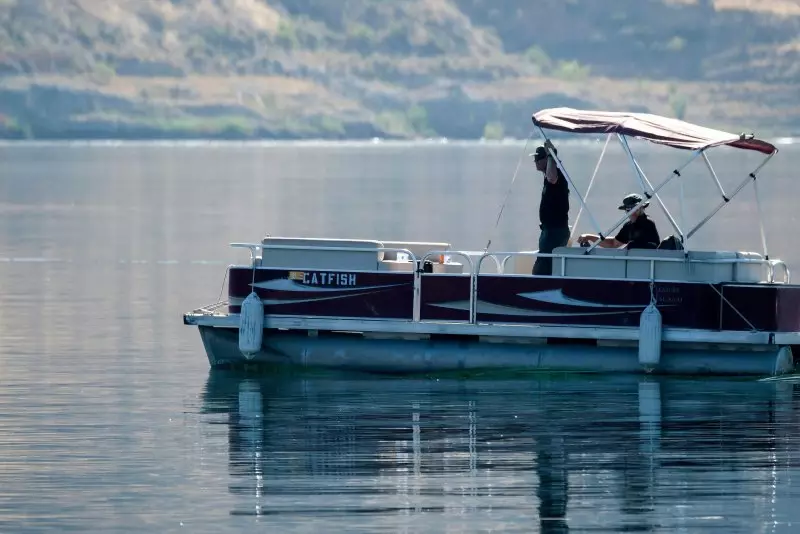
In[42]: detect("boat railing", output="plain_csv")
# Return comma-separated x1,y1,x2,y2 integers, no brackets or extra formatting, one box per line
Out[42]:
420,250,478,320
772,260,791,284
454,252,503,273
230,242,263,265
191,264,235,315
420,251,476,273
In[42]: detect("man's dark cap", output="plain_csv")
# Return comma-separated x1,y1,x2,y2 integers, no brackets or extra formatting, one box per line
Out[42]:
531,145,557,160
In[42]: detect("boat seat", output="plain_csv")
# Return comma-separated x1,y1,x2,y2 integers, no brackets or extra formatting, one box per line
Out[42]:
624,249,765,283
625,249,686,280
685,250,736,282
260,237,384,270
553,246,628,279
734,251,766,283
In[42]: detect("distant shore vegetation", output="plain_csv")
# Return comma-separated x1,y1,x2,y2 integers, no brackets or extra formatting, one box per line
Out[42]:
0,0,797,140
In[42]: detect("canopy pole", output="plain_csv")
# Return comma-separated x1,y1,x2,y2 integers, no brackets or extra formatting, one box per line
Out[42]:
701,152,728,200
631,154,685,242
752,174,770,260
585,149,701,254
536,125,606,242
569,133,612,244
686,152,776,240
678,162,688,251
617,134,684,240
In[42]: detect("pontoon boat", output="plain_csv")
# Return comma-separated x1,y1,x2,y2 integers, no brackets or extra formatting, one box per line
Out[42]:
183,108,800,376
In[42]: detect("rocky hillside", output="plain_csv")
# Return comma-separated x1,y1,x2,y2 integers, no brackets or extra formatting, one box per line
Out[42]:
0,0,798,139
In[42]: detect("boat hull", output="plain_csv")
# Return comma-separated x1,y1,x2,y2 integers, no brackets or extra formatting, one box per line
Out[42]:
197,326,795,376
188,245,800,377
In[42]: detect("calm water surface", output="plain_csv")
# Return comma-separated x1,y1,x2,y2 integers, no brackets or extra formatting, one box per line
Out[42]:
0,141,799,532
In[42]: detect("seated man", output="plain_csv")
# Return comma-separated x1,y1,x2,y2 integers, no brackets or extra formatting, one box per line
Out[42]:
576,193,660,250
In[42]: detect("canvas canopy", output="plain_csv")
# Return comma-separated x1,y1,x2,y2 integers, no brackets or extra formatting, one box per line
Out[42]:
532,108,776,155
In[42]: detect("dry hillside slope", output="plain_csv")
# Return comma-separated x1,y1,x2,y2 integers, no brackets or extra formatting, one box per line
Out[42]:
0,0,798,139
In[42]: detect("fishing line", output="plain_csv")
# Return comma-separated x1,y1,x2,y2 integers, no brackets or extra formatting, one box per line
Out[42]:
484,131,534,252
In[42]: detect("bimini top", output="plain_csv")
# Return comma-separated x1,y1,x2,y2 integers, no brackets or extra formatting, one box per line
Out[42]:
532,107,776,155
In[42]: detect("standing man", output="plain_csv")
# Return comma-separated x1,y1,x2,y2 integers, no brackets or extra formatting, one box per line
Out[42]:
532,140,570,276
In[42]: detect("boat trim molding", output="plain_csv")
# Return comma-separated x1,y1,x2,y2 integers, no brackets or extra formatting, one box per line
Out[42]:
183,312,800,346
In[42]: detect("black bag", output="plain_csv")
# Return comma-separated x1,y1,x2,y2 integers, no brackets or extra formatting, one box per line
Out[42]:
658,235,684,250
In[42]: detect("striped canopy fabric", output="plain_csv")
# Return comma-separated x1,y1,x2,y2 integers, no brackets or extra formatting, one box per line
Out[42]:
532,108,776,155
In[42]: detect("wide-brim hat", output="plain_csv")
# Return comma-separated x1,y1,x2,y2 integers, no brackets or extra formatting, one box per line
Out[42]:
618,193,649,210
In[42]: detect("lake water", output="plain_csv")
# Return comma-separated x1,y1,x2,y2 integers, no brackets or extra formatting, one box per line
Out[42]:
0,140,799,532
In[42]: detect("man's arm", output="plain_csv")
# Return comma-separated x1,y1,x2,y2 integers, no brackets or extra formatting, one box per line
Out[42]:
544,140,559,184
545,155,559,184
577,234,625,248
601,236,625,248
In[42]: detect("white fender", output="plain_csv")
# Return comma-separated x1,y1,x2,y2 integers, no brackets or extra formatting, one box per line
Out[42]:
638,302,662,369
238,291,264,359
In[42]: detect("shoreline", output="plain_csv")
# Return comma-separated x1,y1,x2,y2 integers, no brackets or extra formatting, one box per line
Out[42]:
1,137,797,147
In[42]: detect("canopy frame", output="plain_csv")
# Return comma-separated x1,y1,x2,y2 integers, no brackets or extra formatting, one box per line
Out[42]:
532,108,777,258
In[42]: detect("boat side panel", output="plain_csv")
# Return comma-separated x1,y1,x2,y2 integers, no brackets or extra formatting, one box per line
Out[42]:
474,276,722,329
223,267,791,331
720,285,779,331
228,267,414,319
777,286,800,332
419,274,471,321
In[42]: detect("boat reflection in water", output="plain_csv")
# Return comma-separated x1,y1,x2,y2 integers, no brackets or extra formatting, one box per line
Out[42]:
201,372,798,532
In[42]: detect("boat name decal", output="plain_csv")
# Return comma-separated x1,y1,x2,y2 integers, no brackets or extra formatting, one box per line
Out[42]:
654,285,682,305
288,271,357,287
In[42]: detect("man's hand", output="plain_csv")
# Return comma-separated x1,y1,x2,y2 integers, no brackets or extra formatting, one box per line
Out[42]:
577,234,596,246
544,139,555,154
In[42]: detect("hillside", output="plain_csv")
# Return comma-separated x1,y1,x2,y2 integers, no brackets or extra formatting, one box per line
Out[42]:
0,0,799,139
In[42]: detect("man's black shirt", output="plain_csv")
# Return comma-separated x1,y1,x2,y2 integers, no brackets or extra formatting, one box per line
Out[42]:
615,214,660,249
539,169,569,229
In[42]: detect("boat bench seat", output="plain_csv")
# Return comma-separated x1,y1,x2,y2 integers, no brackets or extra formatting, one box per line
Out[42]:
625,249,766,283
554,247,628,278
541,246,767,283
624,249,688,280
506,248,627,277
